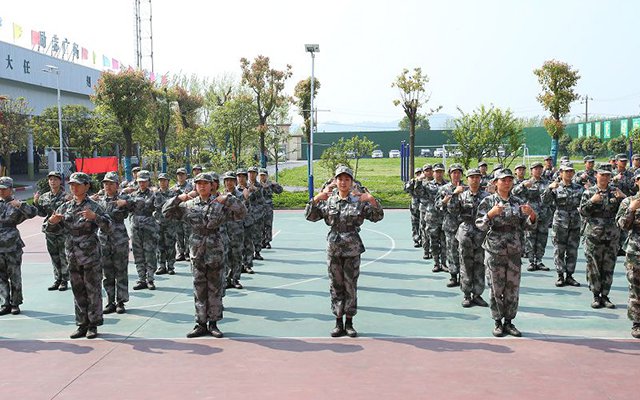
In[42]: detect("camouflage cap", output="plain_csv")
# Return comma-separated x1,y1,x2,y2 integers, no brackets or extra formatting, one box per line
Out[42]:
608,156,616,162
559,163,575,171
236,168,248,176
597,163,612,174
433,163,445,171
422,163,433,170
514,163,526,170
102,171,120,183
69,172,90,185
544,155,552,161
132,166,141,173
616,153,628,161
560,156,570,161
494,168,514,179
248,166,259,173
192,164,203,171
633,154,640,161
334,165,354,179
530,162,543,169
448,163,463,174
258,168,268,175
47,171,62,179
478,161,488,167
157,173,169,180
583,155,595,162
414,167,423,174
176,167,188,175
492,163,503,172
136,170,151,182
0,176,14,189
222,171,237,180
465,168,482,177
210,172,220,182
194,172,214,183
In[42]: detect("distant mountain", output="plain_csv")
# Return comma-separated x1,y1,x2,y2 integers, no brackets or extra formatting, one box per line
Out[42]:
315,113,454,132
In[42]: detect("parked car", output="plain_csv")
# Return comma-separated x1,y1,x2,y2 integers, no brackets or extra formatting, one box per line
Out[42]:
434,148,445,157
388,149,401,158
449,150,462,157
371,150,383,158
346,151,356,159
420,148,432,157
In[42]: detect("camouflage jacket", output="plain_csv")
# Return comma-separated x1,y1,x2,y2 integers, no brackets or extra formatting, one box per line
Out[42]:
542,167,556,181
35,189,68,234
573,169,597,188
172,181,193,195
237,183,264,226
154,188,180,227
541,181,584,230
124,188,163,230
223,188,245,241
248,179,266,216
46,197,111,265
480,175,491,189
0,197,37,252
448,188,489,246
162,194,247,263
415,179,448,221
96,193,130,247
403,178,421,208
616,193,640,254
513,177,553,221
475,193,537,256
305,193,384,257
262,180,284,205
579,185,623,241
436,182,465,233
611,168,637,196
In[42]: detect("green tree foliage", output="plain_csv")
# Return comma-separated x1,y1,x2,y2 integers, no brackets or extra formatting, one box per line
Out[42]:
344,136,377,178
558,134,572,157
240,55,293,167
392,67,441,174
319,136,377,179
210,94,259,168
581,137,605,157
174,86,204,168
567,137,585,156
450,105,524,169
0,96,31,174
399,114,430,131
147,86,178,172
607,135,627,155
93,69,153,180
265,103,291,179
533,60,580,165
293,77,320,142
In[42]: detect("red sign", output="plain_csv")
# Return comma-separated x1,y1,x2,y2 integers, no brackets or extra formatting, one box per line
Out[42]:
75,157,118,174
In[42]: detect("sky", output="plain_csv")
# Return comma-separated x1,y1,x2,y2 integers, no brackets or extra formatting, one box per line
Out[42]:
1,0,640,129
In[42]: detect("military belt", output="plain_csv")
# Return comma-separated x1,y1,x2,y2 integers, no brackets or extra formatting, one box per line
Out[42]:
69,228,94,236
0,223,16,229
590,212,614,219
191,227,217,236
461,217,475,224
556,206,578,212
491,225,515,232
331,226,353,233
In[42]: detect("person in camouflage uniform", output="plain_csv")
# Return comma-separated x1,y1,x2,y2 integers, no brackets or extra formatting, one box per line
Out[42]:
248,166,266,260
416,163,448,271
573,155,597,189
173,167,193,261
121,170,164,290
579,165,626,309
542,163,584,287
448,168,489,307
222,171,246,289
0,177,37,316
541,156,556,181
163,172,247,338
436,163,464,287
155,173,179,276
305,165,384,338
46,172,111,339
34,171,70,291
120,166,141,193
632,154,640,174
479,161,490,189
616,169,640,339
404,167,423,248
259,168,283,249
513,164,527,185
236,169,258,274
95,172,130,314
415,164,433,258
612,154,636,256
187,165,203,188
513,162,553,271
476,169,537,337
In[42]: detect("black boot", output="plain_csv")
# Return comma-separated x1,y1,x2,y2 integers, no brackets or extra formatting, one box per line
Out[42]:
503,319,522,337
330,317,345,337
103,303,117,314
186,324,208,338
70,326,88,339
601,295,616,309
461,296,472,308
344,317,357,338
473,295,489,307
48,281,61,291
253,252,264,261
564,274,580,287
555,272,565,287
591,293,603,309
632,323,640,339
207,321,224,338
446,274,460,288
492,319,505,337
86,326,98,339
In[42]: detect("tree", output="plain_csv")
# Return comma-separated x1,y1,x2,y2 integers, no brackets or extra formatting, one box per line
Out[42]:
240,55,293,168
210,93,259,168
148,86,178,172
607,135,627,155
558,134,572,157
265,103,292,180
534,60,580,165
581,137,604,157
392,67,441,174
319,137,351,178
293,77,320,142
450,105,524,168
399,114,430,131
174,86,204,170
344,136,377,178
0,96,31,175
568,137,585,156
93,69,153,181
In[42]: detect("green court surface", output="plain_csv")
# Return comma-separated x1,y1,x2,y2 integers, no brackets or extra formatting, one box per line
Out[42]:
0,209,634,340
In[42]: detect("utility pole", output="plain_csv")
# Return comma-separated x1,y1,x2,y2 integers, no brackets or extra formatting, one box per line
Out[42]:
581,94,593,122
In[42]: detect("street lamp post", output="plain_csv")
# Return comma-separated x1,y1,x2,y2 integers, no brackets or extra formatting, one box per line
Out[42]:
305,44,319,200
43,65,65,186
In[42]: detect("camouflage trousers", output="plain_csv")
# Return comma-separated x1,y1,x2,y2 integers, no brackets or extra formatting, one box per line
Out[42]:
176,221,191,258
158,224,177,271
485,251,521,321
262,206,275,246
526,223,549,265
101,242,130,304
0,249,23,307
192,259,224,324
253,214,265,253
328,255,361,318
132,226,158,283
584,237,618,296
428,221,446,267
459,238,485,297
625,252,640,323
45,233,69,282
410,204,420,244
242,224,256,268
445,230,460,275
552,226,581,274
69,260,103,327
419,209,431,255
225,238,244,282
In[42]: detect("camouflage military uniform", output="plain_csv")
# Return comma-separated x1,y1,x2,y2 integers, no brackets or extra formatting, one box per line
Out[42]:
35,188,69,287
574,169,597,188
612,168,636,197
436,182,463,281
0,194,37,313
163,190,247,328
616,193,640,333
305,192,384,318
476,192,536,323
404,177,422,246
542,166,556,181
542,181,584,277
513,176,553,270
172,180,193,259
579,185,622,304
237,177,261,271
223,186,246,286
450,187,489,301
96,191,130,307
248,174,266,256
46,196,111,329
416,178,448,269
260,177,283,248
156,186,179,273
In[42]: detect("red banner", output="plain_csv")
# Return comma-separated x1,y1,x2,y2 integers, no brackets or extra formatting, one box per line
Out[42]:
75,157,118,174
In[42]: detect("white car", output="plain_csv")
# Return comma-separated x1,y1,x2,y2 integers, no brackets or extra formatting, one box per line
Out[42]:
371,150,383,158
434,148,445,157
388,149,401,158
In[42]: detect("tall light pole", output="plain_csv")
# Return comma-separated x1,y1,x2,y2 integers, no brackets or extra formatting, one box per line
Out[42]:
305,44,319,200
43,65,65,185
